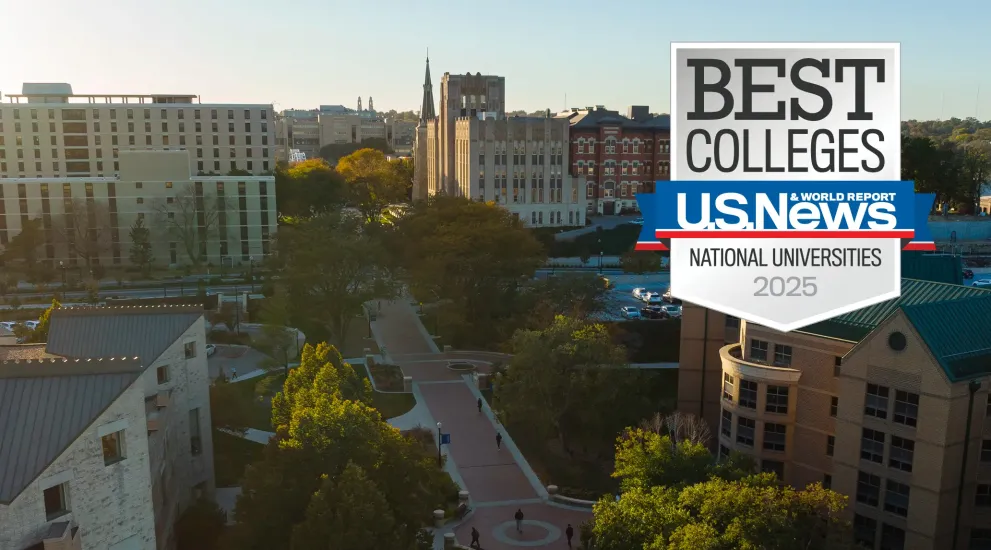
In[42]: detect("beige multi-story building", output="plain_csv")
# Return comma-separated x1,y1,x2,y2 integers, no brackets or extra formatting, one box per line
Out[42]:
453,115,586,226
0,305,215,550
678,275,991,550
0,83,276,178
276,101,418,163
0,150,276,268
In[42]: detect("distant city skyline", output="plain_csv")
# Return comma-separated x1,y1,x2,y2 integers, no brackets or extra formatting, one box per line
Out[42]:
2,0,990,121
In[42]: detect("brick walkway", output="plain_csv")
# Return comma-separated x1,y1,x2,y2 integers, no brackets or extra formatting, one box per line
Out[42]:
371,298,592,549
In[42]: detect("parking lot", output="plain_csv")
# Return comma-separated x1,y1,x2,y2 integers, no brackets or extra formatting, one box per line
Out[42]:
599,273,673,321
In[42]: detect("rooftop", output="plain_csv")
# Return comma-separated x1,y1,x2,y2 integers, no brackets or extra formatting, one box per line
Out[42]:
556,106,670,131
0,344,58,361
0,357,145,504
47,306,203,364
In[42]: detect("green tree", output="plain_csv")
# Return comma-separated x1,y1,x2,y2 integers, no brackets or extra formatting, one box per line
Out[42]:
128,216,155,275
175,498,227,550
496,316,645,455
390,157,415,201
276,159,346,218
209,302,242,333
523,273,609,328
318,138,394,166
394,196,546,346
256,288,299,377
26,298,61,343
336,148,408,222
621,250,662,274
273,212,397,348
271,343,371,430
2,217,44,266
290,463,403,549
85,279,100,304
958,141,991,213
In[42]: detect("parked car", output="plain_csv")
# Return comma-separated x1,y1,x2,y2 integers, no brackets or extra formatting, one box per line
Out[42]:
620,306,641,319
641,306,669,320
963,269,974,279
661,304,683,318
662,288,682,304
972,279,991,289
0,321,16,331
642,292,663,304
22,320,39,330
632,287,647,299
632,217,644,226
206,344,217,357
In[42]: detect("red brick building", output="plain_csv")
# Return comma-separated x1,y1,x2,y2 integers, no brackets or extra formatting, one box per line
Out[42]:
556,106,670,215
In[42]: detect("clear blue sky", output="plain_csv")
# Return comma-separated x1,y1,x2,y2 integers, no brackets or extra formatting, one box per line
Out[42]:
2,0,988,120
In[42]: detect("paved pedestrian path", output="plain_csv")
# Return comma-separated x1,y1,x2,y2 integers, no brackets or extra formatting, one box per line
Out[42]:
371,297,592,549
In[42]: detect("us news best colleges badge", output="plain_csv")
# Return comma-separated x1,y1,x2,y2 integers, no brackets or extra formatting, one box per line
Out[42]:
635,43,936,332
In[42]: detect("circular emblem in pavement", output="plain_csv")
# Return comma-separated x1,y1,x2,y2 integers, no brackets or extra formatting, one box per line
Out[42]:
491,520,561,546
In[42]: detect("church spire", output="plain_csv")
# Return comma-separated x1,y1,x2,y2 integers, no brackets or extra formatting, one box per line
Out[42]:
419,52,436,122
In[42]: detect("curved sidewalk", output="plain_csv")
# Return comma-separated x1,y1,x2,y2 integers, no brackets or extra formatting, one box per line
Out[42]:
372,298,592,549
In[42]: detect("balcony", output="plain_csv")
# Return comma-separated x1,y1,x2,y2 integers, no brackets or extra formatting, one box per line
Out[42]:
720,343,801,384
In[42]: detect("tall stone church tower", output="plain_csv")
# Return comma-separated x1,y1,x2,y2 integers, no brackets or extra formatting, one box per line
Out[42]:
412,54,436,201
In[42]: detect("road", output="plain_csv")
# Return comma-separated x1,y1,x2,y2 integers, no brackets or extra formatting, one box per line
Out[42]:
5,284,259,302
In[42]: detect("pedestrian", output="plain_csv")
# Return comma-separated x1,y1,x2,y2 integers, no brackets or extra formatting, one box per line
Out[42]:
514,508,524,533
231,367,237,380
470,527,481,548
496,432,503,450
566,523,574,548
477,397,483,413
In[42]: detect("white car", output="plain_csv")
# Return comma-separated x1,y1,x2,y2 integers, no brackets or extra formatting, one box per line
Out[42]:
632,287,647,299
661,304,683,318
23,320,39,330
973,279,991,289
620,306,641,319
206,344,217,357
0,321,16,332
632,217,644,226
642,292,663,304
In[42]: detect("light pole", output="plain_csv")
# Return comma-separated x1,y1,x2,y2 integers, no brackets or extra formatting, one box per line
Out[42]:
951,379,983,550
436,422,443,466
598,238,603,274
59,261,66,299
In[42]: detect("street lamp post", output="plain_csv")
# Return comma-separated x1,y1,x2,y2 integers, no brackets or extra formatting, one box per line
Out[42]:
249,256,254,293
436,422,443,466
598,251,604,274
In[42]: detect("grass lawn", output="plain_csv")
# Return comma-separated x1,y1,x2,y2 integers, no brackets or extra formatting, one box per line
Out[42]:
356,367,416,420
213,429,264,487
227,372,285,431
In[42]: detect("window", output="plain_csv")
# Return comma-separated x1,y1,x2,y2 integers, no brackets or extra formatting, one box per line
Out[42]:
888,435,915,472
43,483,71,519
823,474,832,489
136,198,144,204
736,416,755,446
750,339,769,362
189,408,202,456
826,435,835,456
184,341,196,359
101,430,126,465
830,396,838,417
766,385,788,414
763,422,786,452
719,444,730,459
856,471,881,506
880,524,905,550
725,315,740,332
861,428,885,463
721,409,732,438
722,372,734,401
865,383,890,419
761,459,785,478
773,345,792,366
977,484,991,507
739,380,758,409
972,529,991,550
883,480,910,517
893,390,919,427
983,440,991,462
156,365,169,384
853,514,876,548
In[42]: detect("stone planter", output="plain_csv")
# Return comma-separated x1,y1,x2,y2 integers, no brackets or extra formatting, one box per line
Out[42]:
547,484,559,495
459,490,470,502
403,375,413,392
444,344,453,353
476,372,490,390
443,533,457,548
434,509,445,528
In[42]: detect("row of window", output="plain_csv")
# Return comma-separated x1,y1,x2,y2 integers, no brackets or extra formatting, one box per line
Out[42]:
574,138,671,155
720,408,788,452
574,160,671,177
1,107,268,122
722,373,790,414
0,159,272,177
0,121,270,141
586,181,648,199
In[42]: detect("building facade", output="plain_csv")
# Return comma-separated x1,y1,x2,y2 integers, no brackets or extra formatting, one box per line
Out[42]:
0,150,277,268
1,83,275,179
276,101,418,163
678,278,991,550
0,306,215,550
556,106,671,215
453,116,585,226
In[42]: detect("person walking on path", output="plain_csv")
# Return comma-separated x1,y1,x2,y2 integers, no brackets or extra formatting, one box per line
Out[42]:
470,527,481,548
231,367,237,380
496,432,503,450
514,509,524,533
566,523,574,548
477,397,483,413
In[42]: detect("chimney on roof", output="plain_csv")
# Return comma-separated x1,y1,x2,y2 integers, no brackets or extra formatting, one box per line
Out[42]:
628,105,650,122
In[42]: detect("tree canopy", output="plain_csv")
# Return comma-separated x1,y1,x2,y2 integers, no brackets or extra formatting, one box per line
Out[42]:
900,122,991,214
336,148,408,221
393,195,546,345
224,343,456,550
275,159,346,218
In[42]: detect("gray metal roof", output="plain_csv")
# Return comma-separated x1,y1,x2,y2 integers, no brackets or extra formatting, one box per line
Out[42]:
0,357,144,504
46,306,203,364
